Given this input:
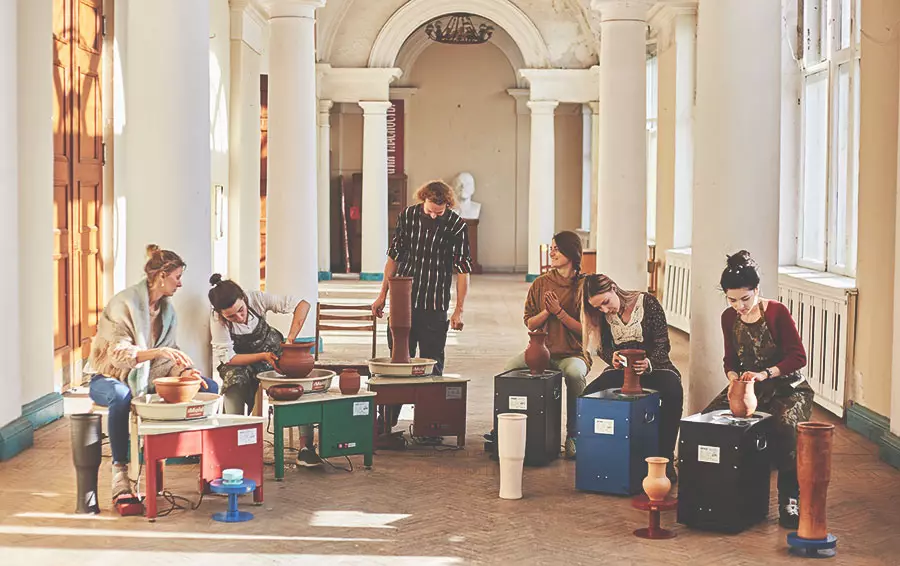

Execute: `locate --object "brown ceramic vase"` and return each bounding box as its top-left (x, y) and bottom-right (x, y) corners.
top-left (728, 379), bottom-right (758, 418)
top-left (618, 349), bottom-right (646, 394)
top-left (279, 342), bottom-right (315, 378)
top-left (524, 331), bottom-right (551, 375)
top-left (339, 368), bottom-right (361, 395)
top-left (267, 384), bottom-right (304, 401)
top-left (797, 421), bottom-right (834, 540)
top-left (389, 276), bottom-right (413, 364)
top-left (154, 376), bottom-right (203, 404)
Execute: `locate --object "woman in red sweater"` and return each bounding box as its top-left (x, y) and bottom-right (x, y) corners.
top-left (702, 250), bottom-right (814, 529)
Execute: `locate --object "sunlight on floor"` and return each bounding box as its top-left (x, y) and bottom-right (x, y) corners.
top-left (309, 510), bottom-right (410, 529)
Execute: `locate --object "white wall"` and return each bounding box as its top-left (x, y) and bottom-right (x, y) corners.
top-left (210, 0), bottom-right (231, 277)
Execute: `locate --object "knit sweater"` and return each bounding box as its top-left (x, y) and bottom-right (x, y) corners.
top-left (721, 300), bottom-right (807, 376)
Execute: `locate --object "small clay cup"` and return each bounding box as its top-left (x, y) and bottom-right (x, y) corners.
top-left (267, 384), bottom-right (304, 401)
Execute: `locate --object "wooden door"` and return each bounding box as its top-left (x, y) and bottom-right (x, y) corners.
top-left (260, 74), bottom-right (267, 289)
top-left (53, 0), bottom-right (104, 388)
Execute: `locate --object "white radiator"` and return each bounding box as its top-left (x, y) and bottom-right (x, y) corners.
top-left (777, 267), bottom-right (858, 417)
top-left (661, 248), bottom-right (692, 333)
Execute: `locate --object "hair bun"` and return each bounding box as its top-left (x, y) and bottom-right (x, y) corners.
top-left (209, 273), bottom-right (223, 286)
top-left (145, 244), bottom-right (161, 258)
top-left (726, 250), bottom-right (756, 271)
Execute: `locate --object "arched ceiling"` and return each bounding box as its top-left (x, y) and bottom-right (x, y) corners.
top-left (317, 0), bottom-right (600, 69)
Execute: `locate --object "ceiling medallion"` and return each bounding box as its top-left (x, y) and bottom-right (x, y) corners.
top-left (424, 13), bottom-right (494, 45)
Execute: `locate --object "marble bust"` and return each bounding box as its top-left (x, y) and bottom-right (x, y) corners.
top-left (451, 171), bottom-right (482, 220)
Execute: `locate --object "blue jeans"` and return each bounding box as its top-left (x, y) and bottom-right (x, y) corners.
top-left (89, 374), bottom-right (219, 464)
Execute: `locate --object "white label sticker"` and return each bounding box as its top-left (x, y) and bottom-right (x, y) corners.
top-left (446, 386), bottom-right (462, 400)
top-left (237, 428), bottom-right (258, 446)
top-left (509, 396), bottom-right (528, 410)
top-left (347, 442), bottom-right (356, 448)
top-left (593, 418), bottom-right (615, 435)
top-left (353, 402), bottom-right (370, 416)
top-left (698, 444), bottom-right (721, 464)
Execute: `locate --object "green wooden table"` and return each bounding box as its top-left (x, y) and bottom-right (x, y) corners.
top-left (270, 390), bottom-right (376, 480)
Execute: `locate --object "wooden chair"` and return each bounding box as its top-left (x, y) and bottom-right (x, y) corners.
top-left (315, 303), bottom-right (377, 361)
top-left (539, 244), bottom-right (551, 274)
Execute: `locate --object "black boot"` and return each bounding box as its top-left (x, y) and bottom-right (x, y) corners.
top-left (70, 413), bottom-right (103, 514)
top-left (778, 469), bottom-right (800, 529)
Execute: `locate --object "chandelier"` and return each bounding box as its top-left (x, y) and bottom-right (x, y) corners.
top-left (424, 13), bottom-right (494, 45)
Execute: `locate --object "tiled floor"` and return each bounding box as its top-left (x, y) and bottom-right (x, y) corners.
top-left (0, 274), bottom-right (897, 565)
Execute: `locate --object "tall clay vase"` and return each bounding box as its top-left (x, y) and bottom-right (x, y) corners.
top-left (524, 331), bottom-right (551, 375)
top-left (618, 349), bottom-right (646, 394)
top-left (389, 276), bottom-right (413, 364)
top-left (642, 457), bottom-right (672, 502)
top-left (797, 422), bottom-right (834, 540)
top-left (497, 413), bottom-right (528, 500)
top-left (339, 368), bottom-right (361, 395)
top-left (279, 342), bottom-right (316, 378)
top-left (70, 413), bottom-right (102, 514)
top-left (728, 379), bottom-right (758, 418)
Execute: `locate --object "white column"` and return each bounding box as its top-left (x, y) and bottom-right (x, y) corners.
top-left (228, 1), bottom-right (264, 289)
top-left (689, 0), bottom-right (781, 413)
top-left (124, 0), bottom-right (212, 374)
top-left (0, 0), bottom-right (21, 426)
top-left (266, 0), bottom-right (323, 336)
top-left (581, 104), bottom-right (592, 231)
top-left (18, 0), bottom-right (53, 402)
top-left (592, 0), bottom-right (653, 290)
top-left (589, 101), bottom-right (600, 247)
top-left (359, 101), bottom-right (391, 278)
top-left (671, 10), bottom-right (696, 249)
top-left (527, 100), bottom-right (558, 278)
top-left (318, 99), bottom-right (333, 275)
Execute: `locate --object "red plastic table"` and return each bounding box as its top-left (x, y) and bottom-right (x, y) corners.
top-left (139, 415), bottom-right (265, 520)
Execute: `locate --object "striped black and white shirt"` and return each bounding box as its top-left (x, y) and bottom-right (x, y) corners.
top-left (387, 203), bottom-right (473, 311)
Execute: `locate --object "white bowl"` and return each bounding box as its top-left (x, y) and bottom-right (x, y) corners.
top-left (367, 357), bottom-right (437, 377)
top-left (131, 392), bottom-right (221, 421)
top-left (257, 368), bottom-right (336, 393)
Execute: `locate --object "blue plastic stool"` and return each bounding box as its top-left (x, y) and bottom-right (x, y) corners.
top-left (787, 532), bottom-right (837, 558)
top-left (209, 479), bottom-right (257, 523)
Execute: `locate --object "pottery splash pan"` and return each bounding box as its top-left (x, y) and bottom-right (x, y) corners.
top-left (367, 357), bottom-right (437, 377)
top-left (131, 392), bottom-right (221, 421)
top-left (257, 369), bottom-right (336, 392)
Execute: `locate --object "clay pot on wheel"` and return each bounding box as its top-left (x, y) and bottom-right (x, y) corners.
top-left (279, 342), bottom-right (315, 378)
top-left (389, 277), bottom-right (413, 364)
top-left (618, 349), bottom-right (646, 394)
top-left (154, 376), bottom-right (204, 404)
top-left (728, 379), bottom-right (758, 418)
top-left (339, 368), bottom-right (361, 395)
top-left (524, 331), bottom-right (551, 375)
top-left (267, 384), bottom-right (304, 401)
top-left (642, 457), bottom-right (672, 502)
top-left (797, 422), bottom-right (835, 540)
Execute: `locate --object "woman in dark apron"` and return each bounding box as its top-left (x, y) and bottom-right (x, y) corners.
top-left (208, 274), bottom-right (321, 467)
top-left (702, 251), bottom-right (814, 529)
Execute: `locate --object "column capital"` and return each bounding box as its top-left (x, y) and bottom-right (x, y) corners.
top-left (590, 0), bottom-right (654, 22)
top-left (318, 99), bottom-right (333, 126)
top-left (318, 99), bottom-right (333, 113)
top-left (588, 101), bottom-right (600, 114)
top-left (358, 101), bottom-right (392, 115)
top-left (264, 0), bottom-right (325, 19)
top-left (527, 100), bottom-right (559, 115)
top-left (230, 0), bottom-right (268, 54)
top-left (647, 2), bottom-right (697, 48)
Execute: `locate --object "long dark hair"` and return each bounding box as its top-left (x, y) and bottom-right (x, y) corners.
top-left (208, 274), bottom-right (249, 329)
top-left (553, 230), bottom-right (583, 276)
top-left (719, 250), bottom-right (761, 291)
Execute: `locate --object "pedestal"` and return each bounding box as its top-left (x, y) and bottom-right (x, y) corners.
top-left (209, 479), bottom-right (256, 523)
top-left (463, 218), bottom-right (483, 274)
top-left (632, 494), bottom-right (678, 539)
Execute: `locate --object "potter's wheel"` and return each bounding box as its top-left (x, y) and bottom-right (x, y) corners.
top-left (367, 357), bottom-right (437, 377)
top-left (132, 392), bottom-right (221, 421)
top-left (257, 369), bottom-right (336, 392)
top-left (611, 388), bottom-right (655, 400)
top-left (711, 409), bottom-right (762, 425)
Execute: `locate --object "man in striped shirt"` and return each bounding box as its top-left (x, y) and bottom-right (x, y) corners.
top-left (371, 180), bottom-right (472, 432)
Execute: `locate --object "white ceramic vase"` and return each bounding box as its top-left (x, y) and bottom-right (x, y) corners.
top-left (497, 413), bottom-right (528, 499)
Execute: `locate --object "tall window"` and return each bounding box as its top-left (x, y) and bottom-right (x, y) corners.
top-left (647, 54), bottom-right (658, 244)
top-left (798, 0), bottom-right (861, 276)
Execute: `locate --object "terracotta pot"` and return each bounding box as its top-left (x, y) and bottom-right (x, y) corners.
top-left (618, 349), bottom-right (646, 394)
top-left (524, 331), bottom-right (551, 375)
top-left (339, 368), bottom-right (361, 395)
top-left (154, 376), bottom-right (202, 404)
top-left (797, 421), bottom-right (834, 540)
top-left (642, 457), bottom-right (672, 502)
top-left (279, 342), bottom-right (315, 378)
top-left (728, 379), bottom-right (758, 418)
top-left (389, 276), bottom-right (413, 364)
top-left (267, 384), bottom-right (304, 401)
